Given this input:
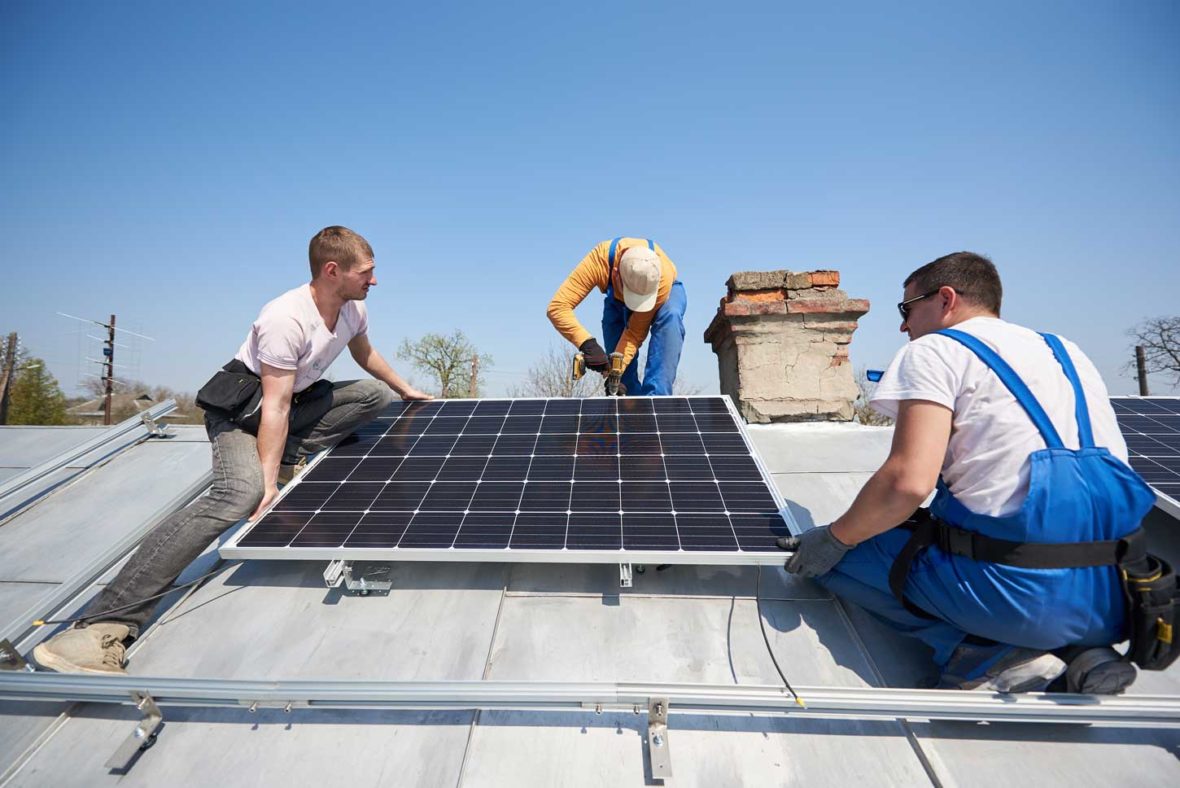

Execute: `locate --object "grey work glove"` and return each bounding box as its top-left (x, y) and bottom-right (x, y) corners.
top-left (776, 525), bottom-right (852, 578)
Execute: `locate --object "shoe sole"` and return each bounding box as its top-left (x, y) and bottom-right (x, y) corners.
top-left (997, 654), bottom-right (1067, 693)
top-left (31, 643), bottom-right (126, 676)
top-left (955, 654), bottom-right (1067, 693)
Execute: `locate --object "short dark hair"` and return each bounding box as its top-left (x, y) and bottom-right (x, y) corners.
top-left (309, 226), bottom-right (374, 278)
top-left (904, 251), bottom-right (1002, 316)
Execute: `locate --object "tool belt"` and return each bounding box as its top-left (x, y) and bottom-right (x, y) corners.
top-left (889, 509), bottom-right (1178, 671)
top-left (195, 360), bottom-right (333, 432)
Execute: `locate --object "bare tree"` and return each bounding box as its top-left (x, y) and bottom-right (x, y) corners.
top-left (854, 366), bottom-right (893, 426)
top-left (399, 330), bottom-right (493, 398)
top-left (1127, 317), bottom-right (1180, 389)
top-left (508, 344), bottom-right (597, 398)
top-left (76, 376), bottom-right (204, 424)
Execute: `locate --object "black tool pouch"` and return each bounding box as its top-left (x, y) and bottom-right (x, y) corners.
top-left (195, 360), bottom-right (262, 420)
top-left (1123, 555), bottom-right (1180, 671)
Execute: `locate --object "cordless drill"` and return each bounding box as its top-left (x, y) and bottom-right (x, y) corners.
top-left (572, 351), bottom-right (627, 396)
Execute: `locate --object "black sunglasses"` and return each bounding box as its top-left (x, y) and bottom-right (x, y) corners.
top-left (896, 289), bottom-right (941, 320)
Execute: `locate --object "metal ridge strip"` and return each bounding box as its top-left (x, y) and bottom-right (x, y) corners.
top-left (1, 468), bottom-right (214, 648)
top-left (1, 674), bottom-right (1178, 727)
top-left (0, 400), bottom-right (178, 517)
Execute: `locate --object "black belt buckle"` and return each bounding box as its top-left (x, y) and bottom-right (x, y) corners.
top-left (939, 525), bottom-right (975, 559)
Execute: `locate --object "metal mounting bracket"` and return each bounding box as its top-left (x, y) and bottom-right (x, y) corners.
top-left (619, 563), bottom-right (633, 588)
top-left (647, 696), bottom-right (671, 780)
top-left (139, 411), bottom-right (171, 439)
top-left (104, 691), bottom-right (163, 770)
top-left (0, 640), bottom-right (30, 672)
top-left (323, 560), bottom-right (393, 595)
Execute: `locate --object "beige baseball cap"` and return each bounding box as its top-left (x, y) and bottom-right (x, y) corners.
top-left (618, 246), bottom-right (661, 312)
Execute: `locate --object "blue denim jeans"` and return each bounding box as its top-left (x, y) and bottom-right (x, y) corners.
top-left (85, 379), bottom-right (395, 637)
top-left (602, 280), bottom-right (687, 396)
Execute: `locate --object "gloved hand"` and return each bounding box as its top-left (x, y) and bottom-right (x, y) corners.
top-left (776, 525), bottom-right (852, 578)
top-left (579, 338), bottom-right (609, 372)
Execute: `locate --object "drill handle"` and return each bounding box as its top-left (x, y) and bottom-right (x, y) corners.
top-left (571, 353), bottom-right (586, 381)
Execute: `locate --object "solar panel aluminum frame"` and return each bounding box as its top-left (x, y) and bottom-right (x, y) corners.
top-left (1111, 395), bottom-right (1180, 520)
top-left (220, 395), bottom-right (800, 565)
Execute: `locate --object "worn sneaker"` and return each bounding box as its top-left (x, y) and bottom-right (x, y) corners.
top-left (939, 643), bottom-right (1067, 693)
top-left (1065, 647), bottom-right (1137, 694)
top-left (278, 457), bottom-right (307, 486)
top-left (32, 623), bottom-right (130, 675)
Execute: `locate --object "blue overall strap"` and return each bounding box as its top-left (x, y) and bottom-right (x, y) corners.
top-left (607, 237), bottom-right (656, 277)
top-left (937, 329), bottom-right (1065, 449)
top-left (608, 237), bottom-right (622, 272)
top-left (1039, 333), bottom-right (1095, 449)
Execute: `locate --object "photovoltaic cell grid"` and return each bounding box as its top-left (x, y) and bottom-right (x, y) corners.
top-left (1111, 396), bottom-right (1180, 506)
top-left (235, 396), bottom-right (791, 554)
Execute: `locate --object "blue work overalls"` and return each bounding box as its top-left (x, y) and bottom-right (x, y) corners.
top-left (600, 237), bottom-right (687, 396)
top-left (818, 329), bottom-right (1156, 665)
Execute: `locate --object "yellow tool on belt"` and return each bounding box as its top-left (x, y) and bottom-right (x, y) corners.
top-left (572, 351), bottom-right (627, 396)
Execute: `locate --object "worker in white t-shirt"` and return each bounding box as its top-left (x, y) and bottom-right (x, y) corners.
top-left (778, 252), bottom-right (1155, 694)
top-left (34, 226), bottom-right (431, 675)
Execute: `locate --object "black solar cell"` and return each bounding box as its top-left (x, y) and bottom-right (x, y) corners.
top-left (525, 455), bottom-right (575, 481)
top-left (571, 481), bottom-right (621, 512)
top-left (453, 512), bottom-right (514, 548)
top-left (510, 512), bottom-right (567, 548)
top-left (390, 456), bottom-right (446, 481)
top-left (567, 513), bottom-right (622, 549)
top-left (470, 481), bottom-right (524, 510)
top-left (371, 482), bottom-right (430, 510)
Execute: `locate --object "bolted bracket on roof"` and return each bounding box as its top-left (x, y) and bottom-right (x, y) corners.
top-left (139, 411), bottom-right (172, 439)
top-left (323, 560), bottom-right (393, 596)
top-left (647, 696), bottom-right (672, 780)
top-left (104, 691), bottom-right (163, 771)
top-left (0, 640), bottom-right (31, 672)
top-left (619, 563), bottom-right (633, 588)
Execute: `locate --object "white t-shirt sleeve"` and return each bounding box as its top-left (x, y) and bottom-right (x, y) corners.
top-left (253, 313), bottom-right (303, 370)
top-left (870, 338), bottom-right (960, 420)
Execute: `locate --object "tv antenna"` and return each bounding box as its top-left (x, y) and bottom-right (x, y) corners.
top-left (57, 313), bottom-right (155, 425)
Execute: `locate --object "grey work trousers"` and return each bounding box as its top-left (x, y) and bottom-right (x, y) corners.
top-left (85, 378), bottom-right (395, 637)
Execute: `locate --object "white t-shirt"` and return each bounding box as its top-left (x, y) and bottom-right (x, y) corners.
top-left (870, 316), bottom-right (1128, 517)
top-left (235, 284), bottom-right (368, 393)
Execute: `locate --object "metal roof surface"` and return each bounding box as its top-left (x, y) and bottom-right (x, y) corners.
top-left (0, 420), bottom-right (1178, 786)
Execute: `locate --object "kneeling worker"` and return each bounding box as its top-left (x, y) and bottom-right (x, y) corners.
top-left (33, 226), bottom-right (429, 674)
top-left (781, 252), bottom-right (1155, 693)
top-left (547, 237), bottom-right (686, 395)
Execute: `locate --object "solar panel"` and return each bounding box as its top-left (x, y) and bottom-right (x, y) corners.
top-left (1111, 396), bottom-right (1180, 517)
top-left (221, 396), bottom-right (797, 564)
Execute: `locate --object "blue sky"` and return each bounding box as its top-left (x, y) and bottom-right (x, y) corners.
top-left (2, 1), bottom-right (1178, 398)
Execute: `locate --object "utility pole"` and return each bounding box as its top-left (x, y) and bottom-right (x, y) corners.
top-left (103, 314), bottom-right (116, 425)
top-left (0, 332), bottom-right (18, 425)
top-left (469, 355), bottom-right (479, 399)
top-left (1135, 345), bottom-right (1150, 397)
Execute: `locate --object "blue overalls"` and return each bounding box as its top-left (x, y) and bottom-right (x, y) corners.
top-left (818, 329), bottom-right (1156, 666)
top-left (601, 237), bottom-right (687, 396)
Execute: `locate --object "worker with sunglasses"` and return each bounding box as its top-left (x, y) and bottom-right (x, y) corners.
top-left (779, 251), bottom-right (1157, 694)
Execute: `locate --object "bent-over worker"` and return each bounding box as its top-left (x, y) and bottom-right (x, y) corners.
top-left (547, 237), bottom-right (686, 395)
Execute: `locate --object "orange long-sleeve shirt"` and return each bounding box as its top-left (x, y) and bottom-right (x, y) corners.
top-left (546, 238), bottom-right (678, 368)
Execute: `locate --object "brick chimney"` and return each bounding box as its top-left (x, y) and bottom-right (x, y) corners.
top-left (704, 270), bottom-right (869, 423)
